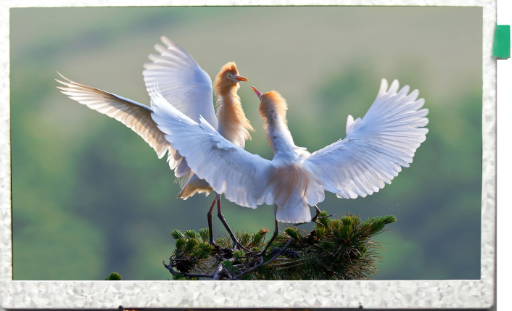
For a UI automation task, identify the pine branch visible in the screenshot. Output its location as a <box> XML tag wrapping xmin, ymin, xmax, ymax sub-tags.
<box><xmin>164</xmin><ymin>212</ymin><xmax>397</xmax><ymax>280</ymax></box>
<box><xmin>231</xmin><ymin>238</ymin><xmax>292</xmax><ymax>280</ymax></box>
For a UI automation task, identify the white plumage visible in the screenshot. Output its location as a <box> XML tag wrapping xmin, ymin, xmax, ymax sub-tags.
<box><xmin>56</xmin><ymin>36</ymin><xmax>218</xmax><ymax>177</ymax></box>
<box><xmin>149</xmin><ymin>79</ymin><xmax>429</xmax><ymax>226</ymax></box>
<box><xmin>143</xmin><ymin>36</ymin><xmax>219</xmax><ymax>130</ymax></box>
<box><xmin>57</xmin><ymin>36</ymin><xmax>254</xmax><ymax>248</ymax></box>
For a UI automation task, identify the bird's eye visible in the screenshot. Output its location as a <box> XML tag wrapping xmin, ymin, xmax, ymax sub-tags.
<box><xmin>228</xmin><ymin>74</ymin><xmax>232</xmax><ymax>78</ymax></box>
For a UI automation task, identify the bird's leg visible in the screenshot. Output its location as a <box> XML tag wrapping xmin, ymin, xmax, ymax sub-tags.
<box><xmin>260</xmin><ymin>219</ymin><xmax>279</xmax><ymax>256</ymax></box>
<box><xmin>216</xmin><ymin>198</ymin><xmax>250</xmax><ymax>251</ymax></box>
<box><xmin>241</xmin><ymin>205</ymin><xmax>279</xmax><ymax>259</ymax></box>
<box><xmin>207</xmin><ymin>198</ymin><xmax>216</xmax><ymax>245</ymax></box>
<box><xmin>259</xmin><ymin>204</ymin><xmax>279</xmax><ymax>256</ymax></box>
<box><xmin>311</xmin><ymin>205</ymin><xmax>322</xmax><ymax>222</ymax></box>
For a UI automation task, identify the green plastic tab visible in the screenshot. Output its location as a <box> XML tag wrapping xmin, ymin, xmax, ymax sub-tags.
<box><xmin>493</xmin><ymin>24</ymin><xmax>510</xmax><ymax>59</ymax></box>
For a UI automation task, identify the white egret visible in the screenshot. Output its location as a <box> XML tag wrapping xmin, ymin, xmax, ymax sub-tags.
<box><xmin>56</xmin><ymin>36</ymin><xmax>254</xmax><ymax>249</ymax></box>
<box><xmin>149</xmin><ymin>79</ymin><xmax>429</xmax><ymax>254</ymax></box>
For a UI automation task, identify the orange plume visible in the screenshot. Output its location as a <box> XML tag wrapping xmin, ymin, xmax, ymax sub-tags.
<box><xmin>258</xmin><ymin>91</ymin><xmax>289</xmax><ymax>149</ymax></box>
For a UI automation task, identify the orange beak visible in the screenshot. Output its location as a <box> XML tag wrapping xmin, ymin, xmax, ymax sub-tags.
<box><xmin>235</xmin><ymin>75</ymin><xmax>248</xmax><ymax>82</ymax></box>
<box><xmin>251</xmin><ymin>86</ymin><xmax>262</xmax><ymax>100</ymax></box>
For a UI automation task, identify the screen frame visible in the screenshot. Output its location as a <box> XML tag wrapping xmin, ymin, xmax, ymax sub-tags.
<box><xmin>0</xmin><ymin>0</ymin><xmax>496</xmax><ymax>309</ymax></box>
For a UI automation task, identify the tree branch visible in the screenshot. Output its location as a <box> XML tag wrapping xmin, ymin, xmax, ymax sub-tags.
<box><xmin>268</xmin><ymin>257</ymin><xmax>308</xmax><ymax>268</ymax></box>
<box><xmin>163</xmin><ymin>258</ymin><xmax>214</xmax><ymax>278</ymax></box>
<box><xmin>231</xmin><ymin>238</ymin><xmax>292</xmax><ymax>280</ymax></box>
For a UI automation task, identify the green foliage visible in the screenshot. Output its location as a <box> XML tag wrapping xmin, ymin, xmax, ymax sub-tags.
<box><xmin>168</xmin><ymin>228</ymin><xmax>219</xmax><ymax>277</ymax></box>
<box><xmin>215</xmin><ymin>238</ymin><xmax>230</xmax><ymax>248</ymax></box>
<box><xmin>168</xmin><ymin>213</ymin><xmax>396</xmax><ymax>280</ymax></box>
<box><xmin>168</xmin><ymin>227</ymin><xmax>271</xmax><ymax>279</ymax></box>
<box><xmin>222</xmin><ymin>260</ymin><xmax>233</xmax><ymax>270</ymax></box>
<box><xmin>185</xmin><ymin>230</ymin><xmax>199</xmax><ymax>240</ymax></box>
<box><xmin>250</xmin><ymin>228</ymin><xmax>269</xmax><ymax>248</ymax></box>
<box><xmin>362</xmin><ymin>215</ymin><xmax>397</xmax><ymax>237</ymax></box>
<box><xmin>315</xmin><ymin>226</ymin><xmax>326</xmax><ymax>240</ymax></box>
<box><xmin>222</xmin><ymin>260</ymin><xmax>241</xmax><ymax>275</ymax></box>
<box><xmin>318</xmin><ymin>211</ymin><xmax>332</xmax><ymax>228</ymax></box>
<box><xmin>105</xmin><ymin>272</ymin><xmax>122</xmax><ymax>280</ymax></box>
<box><xmin>233</xmin><ymin>250</ymin><xmax>245</xmax><ymax>261</ymax></box>
<box><xmin>171</xmin><ymin>230</ymin><xmax>185</xmax><ymax>240</ymax></box>
<box><xmin>199</xmin><ymin>228</ymin><xmax>209</xmax><ymax>243</ymax></box>
<box><xmin>250</xmin><ymin>213</ymin><xmax>397</xmax><ymax>280</ymax></box>
<box><xmin>193</xmin><ymin>242</ymin><xmax>214</xmax><ymax>259</ymax></box>
<box><xmin>285</xmin><ymin>227</ymin><xmax>300</xmax><ymax>240</ymax></box>
<box><xmin>185</xmin><ymin>238</ymin><xmax>199</xmax><ymax>251</ymax></box>
<box><xmin>175</xmin><ymin>238</ymin><xmax>186</xmax><ymax>249</ymax></box>
<box><xmin>239</xmin><ymin>233</ymin><xmax>251</xmax><ymax>247</ymax></box>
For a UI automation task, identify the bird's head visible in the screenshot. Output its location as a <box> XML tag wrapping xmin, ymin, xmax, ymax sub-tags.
<box><xmin>252</xmin><ymin>86</ymin><xmax>288</xmax><ymax>125</ymax></box>
<box><xmin>214</xmin><ymin>62</ymin><xmax>247</xmax><ymax>96</ymax></box>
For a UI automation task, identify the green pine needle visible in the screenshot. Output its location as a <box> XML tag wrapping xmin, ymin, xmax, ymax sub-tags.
<box><xmin>285</xmin><ymin>227</ymin><xmax>300</xmax><ymax>240</ymax></box>
<box><xmin>167</xmin><ymin>213</ymin><xmax>396</xmax><ymax>280</ymax></box>
<box><xmin>199</xmin><ymin>228</ymin><xmax>210</xmax><ymax>242</ymax></box>
<box><xmin>105</xmin><ymin>272</ymin><xmax>122</xmax><ymax>280</ymax></box>
<box><xmin>185</xmin><ymin>238</ymin><xmax>198</xmax><ymax>251</ymax></box>
<box><xmin>185</xmin><ymin>230</ymin><xmax>198</xmax><ymax>240</ymax></box>
<box><xmin>170</xmin><ymin>229</ymin><xmax>185</xmax><ymax>240</ymax></box>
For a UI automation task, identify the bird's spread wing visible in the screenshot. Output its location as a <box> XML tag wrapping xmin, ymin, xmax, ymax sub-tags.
<box><xmin>56</xmin><ymin>74</ymin><xmax>180</xmax><ymax>169</ymax></box>
<box><xmin>150</xmin><ymin>88</ymin><xmax>273</xmax><ymax>209</ymax></box>
<box><xmin>305</xmin><ymin>79</ymin><xmax>429</xmax><ymax>200</ymax></box>
<box><xmin>143</xmin><ymin>36</ymin><xmax>218</xmax><ymax>130</ymax></box>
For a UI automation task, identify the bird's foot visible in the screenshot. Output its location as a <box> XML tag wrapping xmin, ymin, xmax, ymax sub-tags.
<box><xmin>209</xmin><ymin>240</ymin><xmax>219</xmax><ymax>247</ymax></box>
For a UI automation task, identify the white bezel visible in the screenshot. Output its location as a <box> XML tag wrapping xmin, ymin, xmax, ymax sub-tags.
<box><xmin>0</xmin><ymin>0</ymin><xmax>496</xmax><ymax>309</ymax></box>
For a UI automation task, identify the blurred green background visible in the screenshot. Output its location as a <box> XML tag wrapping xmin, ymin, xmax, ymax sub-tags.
<box><xmin>10</xmin><ymin>6</ymin><xmax>482</xmax><ymax>280</ymax></box>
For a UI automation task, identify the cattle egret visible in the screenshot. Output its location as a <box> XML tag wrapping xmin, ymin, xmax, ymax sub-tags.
<box><xmin>149</xmin><ymin>79</ymin><xmax>429</xmax><ymax>254</ymax></box>
<box><xmin>56</xmin><ymin>36</ymin><xmax>254</xmax><ymax>249</ymax></box>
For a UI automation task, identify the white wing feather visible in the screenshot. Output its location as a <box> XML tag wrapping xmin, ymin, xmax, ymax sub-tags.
<box><xmin>305</xmin><ymin>79</ymin><xmax>429</xmax><ymax>200</ymax></box>
<box><xmin>149</xmin><ymin>89</ymin><xmax>273</xmax><ymax>209</ymax></box>
<box><xmin>55</xmin><ymin>74</ymin><xmax>179</xmax><ymax>169</ymax></box>
<box><xmin>143</xmin><ymin>36</ymin><xmax>218</xmax><ymax>129</ymax></box>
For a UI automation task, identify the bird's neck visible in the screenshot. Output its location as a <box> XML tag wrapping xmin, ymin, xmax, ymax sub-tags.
<box><xmin>216</xmin><ymin>88</ymin><xmax>253</xmax><ymax>147</ymax></box>
<box><xmin>259</xmin><ymin>102</ymin><xmax>297</xmax><ymax>156</ymax></box>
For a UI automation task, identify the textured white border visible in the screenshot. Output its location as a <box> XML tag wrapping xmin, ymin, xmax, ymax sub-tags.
<box><xmin>0</xmin><ymin>0</ymin><xmax>496</xmax><ymax>309</ymax></box>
